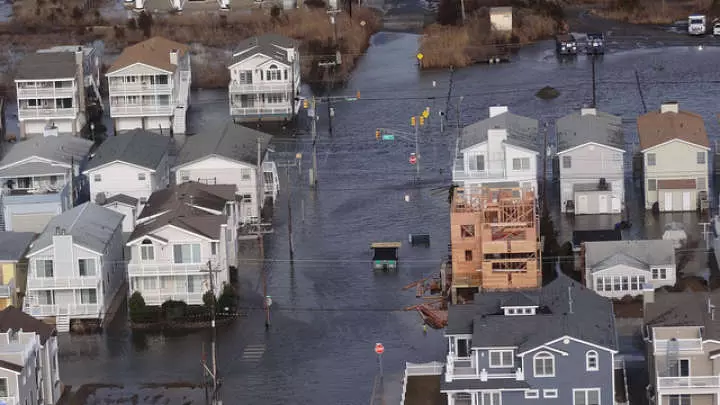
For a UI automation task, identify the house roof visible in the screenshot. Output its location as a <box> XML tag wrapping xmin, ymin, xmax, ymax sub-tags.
<box><xmin>108</xmin><ymin>37</ymin><xmax>189</xmax><ymax>74</ymax></box>
<box><xmin>584</xmin><ymin>240</ymin><xmax>675</xmax><ymax>273</ymax></box>
<box><xmin>460</xmin><ymin>111</ymin><xmax>539</xmax><ymax>151</ymax></box>
<box><xmin>0</xmin><ymin>136</ymin><xmax>93</xmax><ymax>170</ymax></box>
<box><xmin>85</xmin><ymin>130</ymin><xmax>171</xmax><ymax>172</ymax></box>
<box><xmin>102</xmin><ymin>194</ymin><xmax>139</xmax><ymax>207</ymax></box>
<box><xmin>0</xmin><ymin>306</ymin><xmax>55</xmax><ymax>344</ymax></box>
<box><xmin>644</xmin><ymin>290</ymin><xmax>720</xmax><ymax>340</ymax></box>
<box><xmin>404</xmin><ymin>375</ymin><xmax>447</xmax><ymax>405</ymax></box>
<box><xmin>556</xmin><ymin>109</ymin><xmax>623</xmax><ymax>152</ymax></box>
<box><xmin>572</xmin><ymin>229</ymin><xmax>621</xmax><ymax>246</ymax></box>
<box><xmin>15</xmin><ymin>52</ymin><xmax>77</xmax><ymax>80</ymax></box>
<box><xmin>637</xmin><ymin>109</ymin><xmax>709</xmax><ymax>150</ymax></box>
<box><xmin>0</xmin><ymin>232</ymin><xmax>36</xmax><ymax>261</ymax></box>
<box><xmin>446</xmin><ymin>275</ymin><xmax>617</xmax><ymax>351</ymax></box>
<box><xmin>174</xmin><ymin>120</ymin><xmax>272</xmax><ymax>168</ymax></box>
<box><xmin>27</xmin><ymin>202</ymin><xmax>124</xmax><ymax>256</ymax></box>
<box><xmin>658</xmin><ymin>179</ymin><xmax>696</xmax><ymax>189</ymax></box>
<box><xmin>231</xmin><ymin>34</ymin><xmax>297</xmax><ymax>66</ymax></box>
<box><xmin>0</xmin><ymin>359</ymin><xmax>23</xmax><ymax>373</ymax></box>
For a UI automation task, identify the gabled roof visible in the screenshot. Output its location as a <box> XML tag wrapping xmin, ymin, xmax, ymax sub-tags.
<box><xmin>637</xmin><ymin>108</ymin><xmax>709</xmax><ymax>150</ymax></box>
<box><xmin>15</xmin><ymin>52</ymin><xmax>77</xmax><ymax>81</ymax></box>
<box><xmin>0</xmin><ymin>306</ymin><xmax>55</xmax><ymax>344</ymax></box>
<box><xmin>108</xmin><ymin>37</ymin><xmax>189</xmax><ymax>74</ymax></box>
<box><xmin>230</xmin><ymin>34</ymin><xmax>297</xmax><ymax>66</ymax></box>
<box><xmin>446</xmin><ymin>275</ymin><xmax>617</xmax><ymax>351</ymax></box>
<box><xmin>102</xmin><ymin>194</ymin><xmax>138</xmax><ymax>207</ymax></box>
<box><xmin>27</xmin><ymin>202</ymin><xmax>124</xmax><ymax>256</ymax></box>
<box><xmin>0</xmin><ymin>136</ymin><xmax>93</xmax><ymax>171</ymax></box>
<box><xmin>644</xmin><ymin>290</ymin><xmax>720</xmax><ymax>340</ymax></box>
<box><xmin>0</xmin><ymin>232</ymin><xmax>36</xmax><ymax>262</ymax></box>
<box><xmin>173</xmin><ymin>120</ymin><xmax>272</xmax><ymax>168</ymax></box>
<box><xmin>556</xmin><ymin>109</ymin><xmax>624</xmax><ymax>152</ymax></box>
<box><xmin>460</xmin><ymin>111</ymin><xmax>539</xmax><ymax>151</ymax></box>
<box><xmin>85</xmin><ymin>130</ymin><xmax>170</xmax><ymax>172</ymax></box>
<box><xmin>584</xmin><ymin>240</ymin><xmax>676</xmax><ymax>273</ymax></box>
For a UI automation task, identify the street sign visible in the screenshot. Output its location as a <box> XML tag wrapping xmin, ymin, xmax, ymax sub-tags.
<box><xmin>345</xmin><ymin>97</ymin><xmax>358</xmax><ymax>102</ymax></box>
<box><xmin>382</xmin><ymin>134</ymin><xmax>395</xmax><ymax>141</ymax></box>
<box><xmin>422</xmin><ymin>109</ymin><xmax>429</xmax><ymax>119</ymax></box>
<box><xmin>416</xmin><ymin>53</ymin><xmax>424</xmax><ymax>61</ymax></box>
<box><xmin>265</xmin><ymin>296</ymin><xmax>273</xmax><ymax>307</ymax></box>
<box><xmin>409</xmin><ymin>154</ymin><xmax>417</xmax><ymax>165</ymax></box>
<box><xmin>375</xmin><ymin>343</ymin><xmax>385</xmax><ymax>354</ymax></box>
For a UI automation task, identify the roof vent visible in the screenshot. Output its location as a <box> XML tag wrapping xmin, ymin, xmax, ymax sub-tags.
<box><xmin>661</xmin><ymin>102</ymin><xmax>679</xmax><ymax>114</ymax></box>
<box><xmin>581</xmin><ymin>107</ymin><xmax>597</xmax><ymax>116</ymax></box>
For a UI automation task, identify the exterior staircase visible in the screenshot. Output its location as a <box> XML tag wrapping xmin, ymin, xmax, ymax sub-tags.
<box><xmin>0</xmin><ymin>194</ymin><xmax>5</xmax><ymax>231</ymax></box>
<box><xmin>172</xmin><ymin>69</ymin><xmax>191</xmax><ymax>135</ymax></box>
<box><xmin>55</xmin><ymin>315</ymin><xmax>70</xmax><ymax>333</ymax></box>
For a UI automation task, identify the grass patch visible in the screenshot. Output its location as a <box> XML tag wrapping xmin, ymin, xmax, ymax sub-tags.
<box><xmin>592</xmin><ymin>0</ymin><xmax>713</xmax><ymax>24</ymax></box>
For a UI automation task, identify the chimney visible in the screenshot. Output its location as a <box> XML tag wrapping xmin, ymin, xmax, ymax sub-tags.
<box><xmin>54</xmin><ymin>226</ymin><xmax>61</xmax><ymax>235</ymax></box>
<box><xmin>660</xmin><ymin>102</ymin><xmax>679</xmax><ymax>114</ymax></box>
<box><xmin>581</xmin><ymin>107</ymin><xmax>597</xmax><ymax>116</ymax></box>
<box><xmin>169</xmin><ymin>50</ymin><xmax>179</xmax><ymax>66</ymax></box>
<box><xmin>489</xmin><ymin>106</ymin><xmax>509</xmax><ymax>118</ymax></box>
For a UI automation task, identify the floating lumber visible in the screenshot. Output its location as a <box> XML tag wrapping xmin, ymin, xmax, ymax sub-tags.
<box><xmin>371</xmin><ymin>242</ymin><xmax>402</xmax><ymax>249</ymax></box>
<box><xmin>416</xmin><ymin>283</ymin><xmax>425</xmax><ymax>297</ymax></box>
<box><xmin>403</xmin><ymin>278</ymin><xmax>427</xmax><ymax>290</ymax></box>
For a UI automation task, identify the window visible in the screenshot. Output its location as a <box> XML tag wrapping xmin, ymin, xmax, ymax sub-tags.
<box><xmin>241</xmin><ymin>169</ymin><xmax>252</xmax><ymax>180</ymax></box>
<box><xmin>465</xmin><ymin>250</ymin><xmax>473</xmax><ymax>261</ymax></box>
<box><xmin>266</xmin><ymin>93</ymin><xmax>284</xmax><ymax>104</ymax></box>
<box><xmin>573</xmin><ymin>389</ymin><xmax>600</xmax><ymax>405</ymax></box>
<box><xmin>621</xmin><ymin>276</ymin><xmax>629</xmax><ymax>291</ymax></box>
<box><xmin>140</xmin><ymin>239</ymin><xmax>154</xmax><ymax>261</ymax></box>
<box><xmin>653</xmin><ymin>268</ymin><xmax>667</xmax><ymax>280</ymax></box>
<box><xmin>479</xmin><ymin>392</ymin><xmax>501</xmax><ymax>405</ymax></box>
<box><xmin>460</xmin><ymin>225</ymin><xmax>475</xmax><ymax>238</ymax></box>
<box><xmin>698</xmin><ymin>177</ymin><xmax>706</xmax><ymax>190</ymax></box>
<box><xmin>648</xmin><ymin>179</ymin><xmax>657</xmax><ymax>191</ymax></box>
<box><xmin>36</xmin><ymin>260</ymin><xmax>53</xmax><ymax>278</ymax></box>
<box><xmin>143</xmin><ymin>278</ymin><xmax>157</xmax><ymax>290</ymax></box>
<box><xmin>586</xmin><ymin>350</ymin><xmax>599</xmax><ymax>371</ymax></box>
<box><xmin>647</xmin><ymin>153</ymin><xmax>656</xmax><ymax>166</ymax></box>
<box><xmin>489</xmin><ymin>350</ymin><xmax>514</xmax><ymax>368</ymax></box>
<box><xmin>533</xmin><ymin>352</ymin><xmax>555</xmax><ymax>377</ymax></box>
<box><xmin>79</xmin><ymin>289</ymin><xmax>97</xmax><ymax>304</ymax></box>
<box><xmin>669</xmin><ymin>359</ymin><xmax>690</xmax><ymax>377</ymax></box>
<box><xmin>138</xmin><ymin>173</ymin><xmax>146</xmax><ymax>181</ymax></box>
<box><xmin>563</xmin><ymin>156</ymin><xmax>572</xmax><ymax>168</ymax></box>
<box><xmin>639</xmin><ymin>276</ymin><xmax>646</xmax><ymax>286</ymax></box>
<box><xmin>78</xmin><ymin>259</ymin><xmax>96</xmax><ymax>276</ymax></box>
<box><xmin>631</xmin><ymin>276</ymin><xmax>639</xmax><ymax>290</ymax></box>
<box><xmin>155</xmin><ymin>75</ymin><xmax>168</xmax><ymax>85</ymax></box>
<box><xmin>524</xmin><ymin>390</ymin><xmax>539</xmax><ymax>399</ymax></box>
<box><xmin>50</xmin><ymin>176</ymin><xmax>58</xmax><ymax>185</ymax></box>
<box><xmin>266</xmin><ymin>65</ymin><xmax>282</xmax><ymax>80</ymax></box>
<box><xmin>179</xmin><ymin>171</ymin><xmax>190</xmax><ymax>182</ymax></box>
<box><xmin>456</xmin><ymin>338</ymin><xmax>470</xmax><ymax>357</ymax></box>
<box><xmin>0</xmin><ymin>377</ymin><xmax>7</xmax><ymax>396</ymax></box>
<box><xmin>469</xmin><ymin>155</ymin><xmax>485</xmax><ymax>171</ymax></box>
<box><xmin>613</xmin><ymin>276</ymin><xmax>621</xmax><ymax>291</ymax></box>
<box><xmin>211</xmin><ymin>242</ymin><xmax>218</xmax><ymax>255</ymax></box>
<box><xmin>697</xmin><ymin>151</ymin><xmax>706</xmax><ymax>164</ymax></box>
<box><xmin>238</xmin><ymin>70</ymin><xmax>252</xmax><ymax>84</ymax></box>
<box><xmin>603</xmin><ymin>278</ymin><xmax>612</xmax><ymax>291</ymax></box>
<box><xmin>668</xmin><ymin>395</ymin><xmax>691</xmax><ymax>405</ymax></box>
<box><xmin>595</xmin><ymin>277</ymin><xmax>604</xmax><ymax>291</ymax></box>
<box><xmin>661</xmin><ymin>269</ymin><xmax>667</xmax><ymax>279</ymax></box>
<box><xmin>543</xmin><ymin>389</ymin><xmax>558</xmax><ymax>399</ymax></box>
<box><xmin>173</xmin><ymin>244</ymin><xmax>201</xmax><ymax>264</ymax></box>
<box><xmin>94</xmin><ymin>174</ymin><xmax>101</xmax><ymax>182</ymax></box>
<box><xmin>38</xmin><ymin>291</ymin><xmax>54</xmax><ymax>305</ymax></box>
<box><xmin>512</xmin><ymin>157</ymin><xmax>530</xmax><ymax>170</ymax></box>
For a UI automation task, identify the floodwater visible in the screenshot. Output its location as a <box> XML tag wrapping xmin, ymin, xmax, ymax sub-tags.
<box><xmin>57</xmin><ymin>31</ymin><xmax>720</xmax><ymax>404</ymax></box>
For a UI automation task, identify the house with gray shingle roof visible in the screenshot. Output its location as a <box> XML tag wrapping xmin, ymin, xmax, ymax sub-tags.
<box><xmin>0</xmin><ymin>232</ymin><xmax>36</xmax><ymax>309</ymax></box>
<box><xmin>402</xmin><ymin>275</ymin><xmax>624</xmax><ymax>405</ymax></box>
<box><xmin>583</xmin><ymin>239</ymin><xmax>676</xmax><ymax>299</ymax></box>
<box><xmin>556</xmin><ymin>107</ymin><xmax>625</xmax><ymax>215</ymax></box>
<box><xmin>228</xmin><ymin>33</ymin><xmax>301</xmax><ymax>122</ymax></box>
<box><xmin>453</xmin><ymin>106</ymin><xmax>540</xmax><ymax>195</ymax></box>
<box><xmin>24</xmin><ymin>202</ymin><xmax>125</xmax><ymax>332</ymax></box>
<box><xmin>83</xmin><ymin>129</ymin><xmax>172</xmax><ymax>232</ymax></box>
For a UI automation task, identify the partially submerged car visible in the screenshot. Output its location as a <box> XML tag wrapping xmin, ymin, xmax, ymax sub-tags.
<box><xmin>555</xmin><ymin>34</ymin><xmax>578</xmax><ymax>55</ymax></box>
<box><xmin>586</xmin><ymin>33</ymin><xmax>605</xmax><ymax>54</ymax></box>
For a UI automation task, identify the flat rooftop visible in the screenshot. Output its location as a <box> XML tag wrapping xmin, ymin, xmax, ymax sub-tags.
<box><xmin>404</xmin><ymin>375</ymin><xmax>446</xmax><ymax>405</ymax></box>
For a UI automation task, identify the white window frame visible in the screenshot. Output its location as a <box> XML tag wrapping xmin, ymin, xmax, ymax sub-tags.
<box><xmin>138</xmin><ymin>173</ymin><xmax>146</xmax><ymax>181</ymax></box>
<box><xmin>697</xmin><ymin>177</ymin><xmax>706</xmax><ymax>190</ymax></box>
<box><xmin>586</xmin><ymin>350</ymin><xmax>599</xmax><ymax>371</ymax></box>
<box><xmin>512</xmin><ymin>157</ymin><xmax>530</xmax><ymax>171</ymax></box>
<box><xmin>524</xmin><ymin>390</ymin><xmax>539</xmax><ymax>399</ymax></box>
<box><xmin>79</xmin><ymin>288</ymin><xmax>98</xmax><ymax>304</ymax></box>
<box><xmin>697</xmin><ymin>151</ymin><xmax>706</xmax><ymax>164</ymax></box>
<box><xmin>573</xmin><ymin>388</ymin><xmax>601</xmax><ymax>405</ymax></box>
<box><xmin>533</xmin><ymin>351</ymin><xmax>555</xmax><ymax>377</ymax></box>
<box><xmin>488</xmin><ymin>349</ymin><xmax>514</xmax><ymax>368</ymax></box>
<box><xmin>179</xmin><ymin>171</ymin><xmax>190</xmax><ymax>182</ymax></box>
<box><xmin>647</xmin><ymin>153</ymin><xmax>656</xmax><ymax>166</ymax></box>
<box><xmin>78</xmin><ymin>258</ymin><xmax>96</xmax><ymax>276</ymax></box>
<box><xmin>173</xmin><ymin>243</ymin><xmax>202</xmax><ymax>264</ymax></box>
<box><xmin>543</xmin><ymin>389</ymin><xmax>558</xmax><ymax>398</ymax></box>
<box><xmin>562</xmin><ymin>155</ymin><xmax>571</xmax><ymax>169</ymax></box>
<box><xmin>140</xmin><ymin>240</ymin><xmax>155</xmax><ymax>261</ymax></box>
<box><xmin>241</xmin><ymin>168</ymin><xmax>252</xmax><ymax>180</ymax></box>
<box><xmin>36</xmin><ymin>260</ymin><xmax>54</xmax><ymax>278</ymax></box>
<box><xmin>648</xmin><ymin>179</ymin><xmax>657</xmax><ymax>191</ymax></box>
<box><xmin>93</xmin><ymin>174</ymin><xmax>101</xmax><ymax>182</ymax></box>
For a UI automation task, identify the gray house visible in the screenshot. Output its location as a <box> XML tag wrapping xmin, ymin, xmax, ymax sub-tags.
<box><xmin>402</xmin><ymin>275</ymin><xmax>626</xmax><ymax>405</ymax></box>
<box><xmin>556</xmin><ymin>108</ymin><xmax>624</xmax><ymax>215</ymax></box>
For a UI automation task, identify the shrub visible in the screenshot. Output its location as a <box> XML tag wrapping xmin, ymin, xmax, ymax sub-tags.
<box><xmin>202</xmin><ymin>290</ymin><xmax>216</xmax><ymax>310</ymax></box>
<box><xmin>128</xmin><ymin>291</ymin><xmax>147</xmax><ymax>323</ymax></box>
<box><xmin>161</xmin><ymin>300</ymin><xmax>188</xmax><ymax>321</ymax></box>
<box><xmin>217</xmin><ymin>284</ymin><xmax>237</xmax><ymax>312</ymax></box>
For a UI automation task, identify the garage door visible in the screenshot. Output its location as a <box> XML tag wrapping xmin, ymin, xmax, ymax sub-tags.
<box><xmin>10</xmin><ymin>213</ymin><xmax>55</xmax><ymax>233</ymax></box>
<box><xmin>577</xmin><ymin>195</ymin><xmax>589</xmax><ymax>214</ymax></box>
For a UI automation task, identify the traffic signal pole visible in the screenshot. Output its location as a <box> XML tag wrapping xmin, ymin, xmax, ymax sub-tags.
<box><xmin>414</xmin><ymin>119</ymin><xmax>420</xmax><ymax>180</ymax></box>
<box><xmin>311</xmin><ymin>96</ymin><xmax>318</xmax><ymax>187</ymax></box>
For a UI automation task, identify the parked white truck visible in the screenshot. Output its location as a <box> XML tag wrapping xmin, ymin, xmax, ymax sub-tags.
<box><xmin>688</xmin><ymin>14</ymin><xmax>707</xmax><ymax>35</ymax></box>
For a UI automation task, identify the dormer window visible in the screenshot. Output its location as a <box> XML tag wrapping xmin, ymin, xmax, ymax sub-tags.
<box><xmin>503</xmin><ymin>306</ymin><xmax>538</xmax><ymax>316</ymax></box>
<box><xmin>266</xmin><ymin>65</ymin><xmax>281</xmax><ymax>81</ymax></box>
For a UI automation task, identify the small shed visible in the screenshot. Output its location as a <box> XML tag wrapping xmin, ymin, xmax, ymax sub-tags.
<box><xmin>663</xmin><ymin>222</ymin><xmax>687</xmax><ymax>249</ymax></box>
<box><xmin>490</xmin><ymin>7</ymin><xmax>513</xmax><ymax>32</ymax></box>
<box><xmin>371</xmin><ymin>242</ymin><xmax>401</xmax><ymax>271</ymax></box>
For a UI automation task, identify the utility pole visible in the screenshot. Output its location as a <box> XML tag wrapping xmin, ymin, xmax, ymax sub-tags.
<box><xmin>287</xmin><ymin>165</ymin><xmax>294</xmax><ymax>261</ymax></box>
<box><xmin>591</xmin><ymin>54</ymin><xmax>597</xmax><ymax>108</ymax></box>
<box><xmin>541</xmin><ymin>123</ymin><xmax>549</xmax><ymax>206</ymax></box>
<box><xmin>200</xmin><ymin>261</ymin><xmax>221</xmax><ymax>405</ymax></box>
<box><xmin>310</xmin><ymin>96</ymin><xmax>318</xmax><ymax>187</ymax></box>
<box><xmin>257</xmin><ymin>138</ymin><xmax>263</xmax><ymax>220</ymax></box>
<box><xmin>318</xmin><ymin>61</ymin><xmax>337</xmax><ymax>137</ymax></box>
<box><xmin>701</xmin><ymin>222</ymin><xmax>712</xmax><ymax>250</ymax></box>
<box><xmin>460</xmin><ymin>0</ymin><xmax>466</xmax><ymax>23</ymax></box>
<box><xmin>413</xmin><ymin>118</ymin><xmax>420</xmax><ymax>180</ymax></box>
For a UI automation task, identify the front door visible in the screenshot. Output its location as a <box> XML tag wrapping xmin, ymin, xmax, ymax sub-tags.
<box><xmin>664</xmin><ymin>192</ymin><xmax>673</xmax><ymax>211</ymax></box>
<box><xmin>682</xmin><ymin>192</ymin><xmax>691</xmax><ymax>211</ymax></box>
<box><xmin>598</xmin><ymin>194</ymin><xmax>608</xmax><ymax>213</ymax></box>
<box><xmin>577</xmin><ymin>195</ymin><xmax>589</xmax><ymax>214</ymax></box>
<box><xmin>611</xmin><ymin>197</ymin><xmax>621</xmax><ymax>212</ymax></box>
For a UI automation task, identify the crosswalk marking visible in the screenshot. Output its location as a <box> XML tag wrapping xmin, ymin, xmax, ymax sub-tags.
<box><xmin>241</xmin><ymin>344</ymin><xmax>266</xmax><ymax>362</ymax></box>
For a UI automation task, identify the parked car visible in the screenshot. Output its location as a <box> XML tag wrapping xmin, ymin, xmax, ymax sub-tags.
<box><xmin>713</xmin><ymin>19</ymin><xmax>720</xmax><ymax>35</ymax></box>
<box><xmin>688</xmin><ymin>14</ymin><xmax>707</xmax><ymax>35</ymax></box>
<box><xmin>556</xmin><ymin>34</ymin><xmax>578</xmax><ymax>55</ymax></box>
<box><xmin>586</xmin><ymin>33</ymin><xmax>605</xmax><ymax>54</ymax></box>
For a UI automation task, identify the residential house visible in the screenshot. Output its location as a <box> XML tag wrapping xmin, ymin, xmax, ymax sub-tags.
<box><xmin>453</xmin><ymin>106</ymin><xmax>539</xmax><ymax>194</ymax></box>
<box><xmin>24</xmin><ymin>202</ymin><xmax>125</xmax><ymax>333</ymax></box>
<box><xmin>0</xmin><ymin>306</ymin><xmax>61</xmax><ymax>405</ymax></box>
<box><xmin>401</xmin><ymin>275</ymin><xmax>625</xmax><ymax>405</ymax></box>
<box><xmin>489</xmin><ymin>7</ymin><xmax>513</xmax><ymax>32</ymax></box>
<box><xmin>126</xmin><ymin>182</ymin><xmax>239</xmax><ymax>306</ymax></box>
<box><xmin>571</xmin><ymin>228</ymin><xmax>621</xmax><ymax>273</ymax></box>
<box><xmin>228</xmin><ymin>34</ymin><xmax>301</xmax><ymax>122</ymax></box>
<box><xmin>83</xmin><ymin>129</ymin><xmax>171</xmax><ymax>232</ymax></box>
<box><xmin>0</xmin><ymin>136</ymin><xmax>93</xmax><ymax>233</ymax></box>
<box><xmin>172</xmin><ymin>120</ymin><xmax>274</xmax><ymax>224</ymax></box>
<box><xmin>556</xmin><ymin>108</ymin><xmax>625</xmax><ymax>215</ymax></box>
<box><xmin>106</xmin><ymin>37</ymin><xmax>192</xmax><ymax>135</ymax></box>
<box><xmin>0</xmin><ymin>233</ymin><xmax>36</xmax><ymax>310</ymax></box>
<box><xmin>643</xmin><ymin>288</ymin><xmax>720</xmax><ymax>405</ymax></box>
<box><xmin>638</xmin><ymin>102</ymin><xmax>710</xmax><ymax>212</ymax></box>
<box><xmin>583</xmin><ymin>239</ymin><xmax>676</xmax><ymax>299</ymax></box>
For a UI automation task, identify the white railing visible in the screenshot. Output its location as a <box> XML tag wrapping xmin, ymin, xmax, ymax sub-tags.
<box><xmin>17</xmin><ymin>87</ymin><xmax>76</xmax><ymax>99</ymax></box>
<box><xmin>614</xmin><ymin>358</ymin><xmax>625</xmax><ymax>370</ymax></box>
<box><xmin>229</xmin><ymin>82</ymin><xmax>293</xmax><ymax>93</ymax></box>
<box><xmin>0</xmin><ymin>396</ymin><xmax>18</xmax><ymax>405</ymax></box>
<box><xmin>108</xmin><ymin>83</ymin><xmax>172</xmax><ymax>93</ymax></box>
<box><xmin>110</xmin><ymin>105</ymin><xmax>173</xmax><ymax>116</ymax></box>
<box><xmin>139</xmin><ymin>290</ymin><xmax>205</xmax><ymax>306</ymax></box>
<box><xmin>452</xmin><ymin>168</ymin><xmax>508</xmax><ymax>181</ymax></box>
<box><xmin>128</xmin><ymin>260</ymin><xmax>221</xmax><ymax>276</ymax></box>
<box><xmin>17</xmin><ymin>108</ymin><xmax>76</xmax><ymax>119</ymax></box>
<box><xmin>25</xmin><ymin>303</ymin><xmax>100</xmax><ymax>317</ymax></box>
<box><xmin>445</xmin><ymin>355</ymin><xmax>476</xmax><ymax>380</ymax></box>
<box><xmin>27</xmin><ymin>277</ymin><xmax>99</xmax><ymax>289</ymax></box>
<box><xmin>658</xmin><ymin>376</ymin><xmax>720</xmax><ymax>390</ymax></box>
<box><xmin>230</xmin><ymin>105</ymin><xmax>293</xmax><ymax>116</ymax></box>
<box><xmin>654</xmin><ymin>339</ymin><xmax>703</xmax><ymax>354</ymax></box>
<box><xmin>406</xmin><ymin>361</ymin><xmax>444</xmax><ymax>376</ymax></box>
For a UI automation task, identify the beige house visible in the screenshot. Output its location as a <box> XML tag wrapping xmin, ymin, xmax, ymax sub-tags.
<box><xmin>489</xmin><ymin>7</ymin><xmax>512</xmax><ymax>32</ymax></box>
<box><xmin>637</xmin><ymin>102</ymin><xmax>710</xmax><ymax>212</ymax></box>
<box><xmin>643</xmin><ymin>288</ymin><xmax>720</xmax><ymax>405</ymax></box>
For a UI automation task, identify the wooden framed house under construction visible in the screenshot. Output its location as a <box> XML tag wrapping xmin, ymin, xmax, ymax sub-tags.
<box><xmin>448</xmin><ymin>182</ymin><xmax>541</xmax><ymax>304</ymax></box>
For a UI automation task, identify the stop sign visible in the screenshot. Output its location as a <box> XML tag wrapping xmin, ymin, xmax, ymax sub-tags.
<box><xmin>409</xmin><ymin>154</ymin><xmax>417</xmax><ymax>165</ymax></box>
<box><xmin>375</xmin><ymin>343</ymin><xmax>385</xmax><ymax>354</ymax></box>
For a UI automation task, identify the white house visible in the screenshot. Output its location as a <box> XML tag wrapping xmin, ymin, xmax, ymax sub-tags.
<box><xmin>127</xmin><ymin>182</ymin><xmax>239</xmax><ymax>306</ymax></box>
<box><xmin>228</xmin><ymin>34</ymin><xmax>301</xmax><ymax>122</ymax></box>
<box><xmin>172</xmin><ymin>120</ymin><xmax>275</xmax><ymax>224</ymax></box>
<box><xmin>556</xmin><ymin>108</ymin><xmax>625</xmax><ymax>215</ymax></box>
<box><xmin>584</xmin><ymin>239</ymin><xmax>676</xmax><ymax>299</ymax></box>
<box><xmin>489</xmin><ymin>7</ymin><xmax>513</xmax><ymax>32</ymax></box>
<box><xmin>83</xmin><ymin>129</ymin><xmax>171</xmax><ymax>232</ymax></box>
<box><xmin>638</xmin><ymin>102</ymin><xmax>710</xmax><ymax>212</ymax></box>
<box><xmin>106</xmin><ymin>37</ymin><xmax>191</xmax><ymax>135</ymax></box>
<box><xmin>0</xmin><ymin>306</ymin><xmax>61</xmax><ymax>405</ymax></box>
<box><xmin>23</xmin><ymin>202</ymin><xmax>125</xmax><ymax>333</ymax></box>
<box><xmin>453</xmin><ymin>106</ymin><xmax>539</xmax><ymax>194</ymax></box>
<box><xmin>0</xmin><ymin>136</ymin><xmax>93</xmax><ymax>233</ymax></box>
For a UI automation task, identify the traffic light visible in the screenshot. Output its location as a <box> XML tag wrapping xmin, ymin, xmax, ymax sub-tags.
<box><xmin>411</xmin><ymin>116</ymin><xmax>416</xmax><ymax>126</ymax></box>
<box><xmin>419</xmin><ymin>116</ymin><xmax>425</xmax><ymax>126</ymax></box>
<box><xmin>376</xmin><ymin>129</ymin><xmax>381</xmax><ymax>140</ymax></box>
<box><xmin>303</xmin><ymin>99</ymin><xmax>309</xmax><ymax>109</ymax></box>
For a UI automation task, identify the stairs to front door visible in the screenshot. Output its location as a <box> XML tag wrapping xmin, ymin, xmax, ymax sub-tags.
<box><xmin>56</xmin><ymin>315</ymin><xmax>70</xmax><ymax>333</ymax></box>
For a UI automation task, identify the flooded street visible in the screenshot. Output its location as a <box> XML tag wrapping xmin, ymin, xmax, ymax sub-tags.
<box><xmin>57</xmin><ymin>30</ymin><xmax>720</xmax><ymax>404</ymax></box>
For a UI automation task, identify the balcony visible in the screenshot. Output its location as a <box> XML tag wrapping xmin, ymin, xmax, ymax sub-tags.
<box><xmin>653</xmin><ymin>338</ymin><xmax>703</xmax><ymax>354</ymax></box>
<box><xmin>445</xmin><ymin>355</ymin><xmax>476</xmax><ymax>380</ymax></box>
<box><xmin>27</xmin><ymin>277</ymin><xmax>98</xmax><ymax>289</ymax></box>
<box><xmin>452</xmin><ymin>167</ymin><xmax>507</xmax><ymax>182</ymax></box>
<box><xmin>138</xmin><ymin>290</ymin><xmax>205</xmax><ymax>306</ymax></box>
<box><xmin>17</xmin><ymin>85</ymin><xmax>76</xmax><ymax>99</ymax></box>
<box><xmin>17</xmin><ymin>108</ymin><xmax>76</xmax><ymax>120</ymax></box>
<box><xmin>110</xmin><ymin>104</ymin><xmax>173</xmax><ymax>116</ymax></box>
<box><xmin>229</xmin><ymin>82</ymin><xmax>293</xmax><ymax>93</ymax></box>
<box><xmin>657</xmin><ymin>376</ymin><xmax>720</xmax><ymax>394</ymax></box>
<box><xmin>108</xmin><ymin>83</ymin><xmax>172</xmax><ymax>94</ymax></box>
<box><xmin>230</xmin><ymin>105</ymin><xmax>293</xmax><ymax>117</ymax></box>
<box><xmin>25</xmin><ymin>303</ymin><xmax>100</xmax><ymax>317</ymax></box>
<box><xmin>128</xmin><ymin>261</ymin><xmax>220</xmax><ymax>276</ymax></box>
